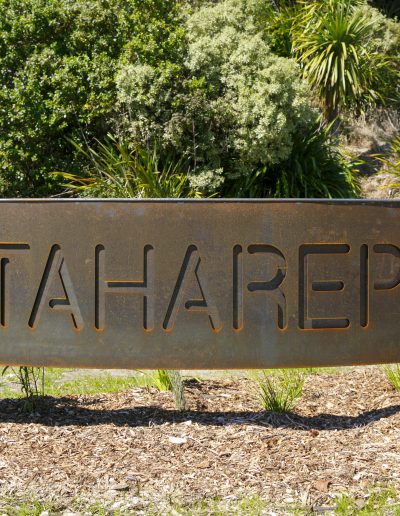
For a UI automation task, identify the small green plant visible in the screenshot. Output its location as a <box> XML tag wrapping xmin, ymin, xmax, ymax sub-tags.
<box><xmin>372</xmin><ymin>134</ymin><xmax>400</xmax><ymax>175</ymax></box>
<box><xmin>0</xmin><ymin>368</ymin><xmax>188</xmax><ymax>410</ymax></box>
<box><xmin>384</xmin><ymin>364</ymin><xmax>400</xmax><ymax>392</ymax></box>
<box><xmin>254</xmin><ymin>369</ymin><xmax>304</xmax><ymax>413</ymax></box>
<box><xmin>152</xmin><ymin>369</ymin><xmax>173</xmax><ymax>391</ymax></box>
<box><xmin>2</xmin><ymin>366</ymin><xmax>45</xmax><ymax>411</ymax></box>
<box><xmin>56</xmin><ymin>136</ymin><xmax>202</xmax><ymax>199</ymax></box>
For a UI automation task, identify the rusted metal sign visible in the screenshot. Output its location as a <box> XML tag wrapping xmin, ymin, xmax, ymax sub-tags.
<box><xmin>0</xmin><ymin>199</ymin><xmax>400</xmax><ymax>369</ymax></box>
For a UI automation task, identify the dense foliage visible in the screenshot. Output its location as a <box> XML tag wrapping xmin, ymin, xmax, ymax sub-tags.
<box><xmin>0</xmin><ymin>0</ymin><xmax>398</xmax><ymax>198</ymax></box>
<box><xmin>117</xmin><ymin>0</ymin><xmax>315</xmax><ymax>193</ymax></box>
<box><xmin>228</xmin><ymin>120</ymin><xmax>359</xmax><ymax>198</ymax></box>
<box><xmin>371</xmin><ymin>0</ymin><xmax>400</xmax><ymax>18</ymax></box>
<box><xmin>0</xmin><ymin>0</ymin><xmax>183</xmax><ymax>196</ymax></box>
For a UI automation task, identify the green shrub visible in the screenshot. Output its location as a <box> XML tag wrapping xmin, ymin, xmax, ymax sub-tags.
<box><xmin>253</xmin><ymin>369</ymin><xmax>305</xmax><ymax>413</ymax></box>
<box><xmin>116</xmin><ymin>0</ymin><xmax>316</xmax><ymax>195</ymax></box>
<box><xmin>228</xmin><ymin>120</ymin><xmax>359</xmax><ymax>198</ymax></box>
<box><xmin>384</xmin><ymin>364</ymin><xmax>400</xmax><ymax>392</ymax></box>
<box><xmin>116</xmin><ymin>0</ymin><xmax>363</xmax><ymax>197</ymax></box>
<box><xmin>0</xmin><ymin>0</ymin><xmax>184</xmax><ymax>196</ymax></box>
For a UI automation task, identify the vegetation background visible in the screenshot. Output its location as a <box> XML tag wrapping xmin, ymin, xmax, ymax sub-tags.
<box><xmin>0</xmin><ymin>0</ymin><xmax>398</xmax><ymax>200</ymax></box>
<box><xmin>1</xmin><ymin>0</ymin><xmax>399</xmax><ymax>411</ymax></box>
<box><xmin>0</xmin><ymin>2</ymin><xmax>399</xmax><ymax>513</ymax></box>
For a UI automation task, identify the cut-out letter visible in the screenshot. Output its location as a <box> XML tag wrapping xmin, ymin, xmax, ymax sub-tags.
<box><xmin>373</xmin><ymin>244</ymin><xmax>400</xmax><ymax>290</ymax></box>
<box><xmin>233</xmin><ymin>245</ymin><xmax>243</xmax><ymax>331</ymax></box>
<box><xmin>360</xmin><ymin>244</ymin><xmax>369</xmax><ymax>327</ymax></box>
<box><xmin>163</xmin><ymin>245</ymin><xmax>222</xmax><ymax>332</ymax></box>
<box><xmin>29</xmin><ymin>245</ymin><xmax>83</xmax><ymax>330</ymax></box>
<box><xmin>299</xmin><ymin>244</ymin><xmax>350</xmax><ymax>330</ymax></box>
<box><xmin>0</xmin><ymin>243</ymin><xmax>30</xmax><ymax>328</ymax></box>
<box><xmin>95</xmin><ymin>245</ymin><xmax>154</xmax><ymax>331</ymax></box>
<box><xmin>246</xmin><ymin>244</ymin><xmax>287</xmax><ymax>330</ymax></box>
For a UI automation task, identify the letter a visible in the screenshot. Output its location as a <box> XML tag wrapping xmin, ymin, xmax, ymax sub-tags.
<box><xmin>163</xmin><ymin>245</ymin><xmax>222</xmax><ymax>332</ymax></box>
<box><xmin>29</xmin><ymin>245</ymin><xmax>83</xmax><ymax>330</ymax></box>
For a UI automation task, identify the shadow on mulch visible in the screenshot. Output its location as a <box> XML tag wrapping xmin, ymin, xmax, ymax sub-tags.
<box><xmin>0</xmin><ymin>396</ymin><xmax>399</xmax><ymax>431</ymax></box>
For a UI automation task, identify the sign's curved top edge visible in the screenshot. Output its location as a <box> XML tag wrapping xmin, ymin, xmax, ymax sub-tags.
<box><xmin>0</xmin><ymin>198</ymin><xmax>398</xmax><ymax>205</ymax></box>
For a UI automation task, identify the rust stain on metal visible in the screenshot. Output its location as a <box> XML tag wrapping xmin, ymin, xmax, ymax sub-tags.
<box><xmin>0</xmin><ymin>199</ymin><xmax>399</xmax><ymax>369</ymax></box>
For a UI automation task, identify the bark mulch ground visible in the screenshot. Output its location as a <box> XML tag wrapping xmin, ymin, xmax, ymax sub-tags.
<box><xmin>0</xmin><ymin>367</ymin><xmax>399</xmax><ymax>513</ymax></box>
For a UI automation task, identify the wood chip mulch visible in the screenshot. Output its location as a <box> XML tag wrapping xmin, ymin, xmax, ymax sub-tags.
<box><xmin>0</xmin><ymin>367</ymin><xmax>399</xmax><ymax>510</ymax></box>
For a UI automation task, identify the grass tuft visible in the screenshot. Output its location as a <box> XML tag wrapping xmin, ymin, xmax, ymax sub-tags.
<box><xmin>384</xmin><ymin>364</ymin><xmax>400</xmax><ymax>392</ymax></box>
<box><xmin>334</xmin><ymin>485</ymin><xmax>400</xmax><ymax>514</ymax></box>
<box><xmin>253</xmin><ymin>369</ymin><xmax>305</xmax><ymax>413</ymax></box>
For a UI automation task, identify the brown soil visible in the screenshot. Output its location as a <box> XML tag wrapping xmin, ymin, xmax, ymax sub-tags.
<box><xmin>0</xmin><ymin>367</ymin><xmax>399</xmax><ymax>512</ymax></box>
<box><xmin>360</xmin><ymin>171</ymin><xmax>400</xmax><ymax>199</ymax></box>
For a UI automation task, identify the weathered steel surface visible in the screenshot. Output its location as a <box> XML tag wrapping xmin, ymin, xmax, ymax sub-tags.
<box><xmin>0</xmin><ymin>199</ymin><xmax>399</xmax><ymax>369</ymax></box>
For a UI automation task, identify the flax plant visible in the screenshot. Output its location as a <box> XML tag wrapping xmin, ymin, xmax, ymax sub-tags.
<box><xmin>56</xmin><ymin>135</ymin><xmax>201</xmax><ymax>199</ymax></box>
<box><xmin>292</xmin><ymin>0</ymin><xmax>397</xmax><ymax>119</ymax></box>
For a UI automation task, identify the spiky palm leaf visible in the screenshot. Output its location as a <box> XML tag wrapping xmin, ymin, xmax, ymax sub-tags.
<box><xmin>55</xmin><ymin>136</ymin><xmax>202</xmax><ymax>199</ymax></box>
<box><xmin>292</xmin><ymin>0</ymin><xmax>395</xmax><ymax>118</ymax></box>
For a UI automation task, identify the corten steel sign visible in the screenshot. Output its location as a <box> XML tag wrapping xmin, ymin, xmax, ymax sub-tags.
<box><xmin>0</xmin><ymin>199</ymin><xmax>400</xmax><ymax>369</ymax></box>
